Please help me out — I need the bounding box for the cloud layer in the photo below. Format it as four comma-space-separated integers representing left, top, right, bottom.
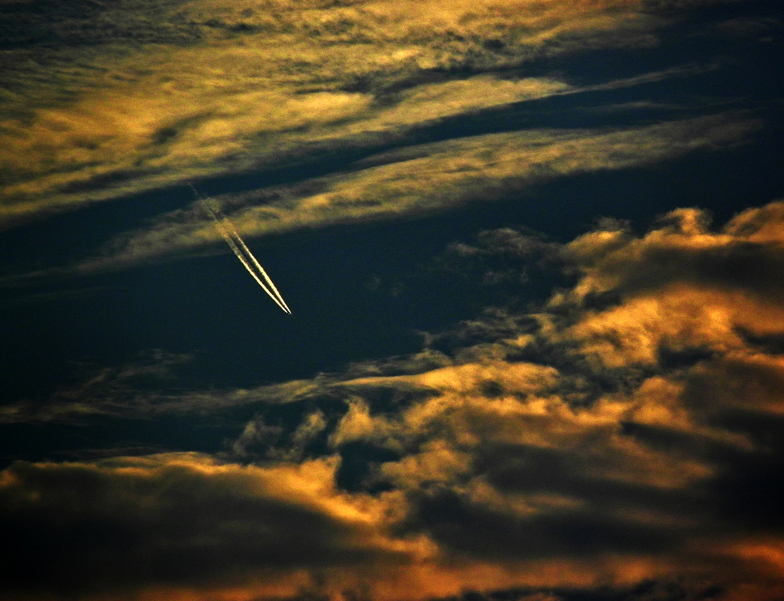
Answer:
4, 200, 784, 600
0, 0, 735, 228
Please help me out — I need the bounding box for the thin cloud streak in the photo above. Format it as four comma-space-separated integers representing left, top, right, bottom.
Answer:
0, 114, 755, 288
51, 113, 756, 278
0, 0, 739, 228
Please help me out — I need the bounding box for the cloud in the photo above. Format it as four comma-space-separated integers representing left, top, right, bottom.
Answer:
0, 453, 426, 600
0, 350, 202, 424
3, 1, 782, 598
5, 199, 784, 600
0, 452, 706, 601
0, 0, 737, 228
0, 347, 454, 424
713, 16, 782, 39
27, 112, 753, 278
556, 201, 784, 366
305, 198, 784, 596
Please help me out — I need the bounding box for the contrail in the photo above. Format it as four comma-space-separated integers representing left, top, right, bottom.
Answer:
211, 206, 292, 315
191, 185, 291, 314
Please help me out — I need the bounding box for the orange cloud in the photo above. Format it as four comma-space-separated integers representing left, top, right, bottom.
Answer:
556, 201, 784, 367
40, 113, 755, 278
0, 0, 733, 228
5, 199, 784, 601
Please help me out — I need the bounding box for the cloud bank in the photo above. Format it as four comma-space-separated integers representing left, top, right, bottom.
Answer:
3, 199, 784, 600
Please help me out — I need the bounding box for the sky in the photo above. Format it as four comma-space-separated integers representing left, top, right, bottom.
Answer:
1, 0, 783, 600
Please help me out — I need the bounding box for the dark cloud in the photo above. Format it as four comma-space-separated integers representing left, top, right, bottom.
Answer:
0, 454, 404, 598
713, 16, 782, 39
562, 202, 784, 304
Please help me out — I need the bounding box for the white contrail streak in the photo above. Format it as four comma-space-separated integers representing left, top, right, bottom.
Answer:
191, 185, 291, 314
214, 211, 292, 315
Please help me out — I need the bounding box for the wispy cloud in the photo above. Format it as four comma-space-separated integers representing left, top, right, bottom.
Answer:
0, 0, 731, 228
33, 113, 754, 277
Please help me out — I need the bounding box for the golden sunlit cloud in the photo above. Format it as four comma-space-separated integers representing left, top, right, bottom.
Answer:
39, 113, 754, 278
0, 0, 714, 228
4, 198, 784, 599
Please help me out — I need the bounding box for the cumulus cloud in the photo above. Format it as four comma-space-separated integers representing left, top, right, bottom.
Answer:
4, 199, 784, 600
557, 201, 784, 365
0, 453, 425, 600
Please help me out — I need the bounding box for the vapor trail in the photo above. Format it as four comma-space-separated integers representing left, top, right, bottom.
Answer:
214, 211, 292, 315
191, 185, 291, 314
